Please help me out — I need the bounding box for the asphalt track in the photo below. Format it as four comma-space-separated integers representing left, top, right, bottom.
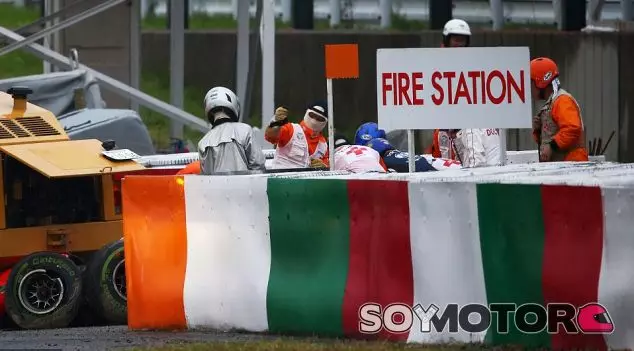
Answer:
0, 326, 271, 350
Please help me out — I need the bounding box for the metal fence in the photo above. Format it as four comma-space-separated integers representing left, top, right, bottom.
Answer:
4, 0, 631, 25
142, 0, 627, 25
141, 30, 634, 162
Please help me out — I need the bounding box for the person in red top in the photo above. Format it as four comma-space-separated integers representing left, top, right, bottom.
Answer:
264, 101, 329, 169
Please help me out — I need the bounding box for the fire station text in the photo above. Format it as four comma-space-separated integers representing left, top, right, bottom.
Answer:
381, 70, 526, 106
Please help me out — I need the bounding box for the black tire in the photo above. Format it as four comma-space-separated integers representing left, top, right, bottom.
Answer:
4, 252, 82, 329
84, 239, 127, 325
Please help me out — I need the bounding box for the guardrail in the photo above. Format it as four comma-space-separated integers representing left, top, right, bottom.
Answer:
143, 0, 627, 25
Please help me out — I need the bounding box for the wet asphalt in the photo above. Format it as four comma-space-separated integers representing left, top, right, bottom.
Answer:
0, 326, 272, 351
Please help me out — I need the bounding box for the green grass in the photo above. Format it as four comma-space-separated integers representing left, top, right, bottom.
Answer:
126, 339, 498, 351
0, 3, 41, 28
142, 13, 418, 31
143, 13, 333, 30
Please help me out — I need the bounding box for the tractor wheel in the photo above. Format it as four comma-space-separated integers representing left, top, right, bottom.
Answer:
84, 239, 127, 325
4, 252, 82, 329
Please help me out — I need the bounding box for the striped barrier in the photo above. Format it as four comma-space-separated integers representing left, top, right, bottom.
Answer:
122, 162, 634, 350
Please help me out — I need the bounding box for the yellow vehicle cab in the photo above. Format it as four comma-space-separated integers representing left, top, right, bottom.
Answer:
0, 86, 147, 330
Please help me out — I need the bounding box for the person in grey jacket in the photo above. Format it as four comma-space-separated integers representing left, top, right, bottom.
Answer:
198, 86, 266, 174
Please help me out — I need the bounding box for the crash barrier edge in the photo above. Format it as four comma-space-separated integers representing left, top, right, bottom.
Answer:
122, 164, 634, 349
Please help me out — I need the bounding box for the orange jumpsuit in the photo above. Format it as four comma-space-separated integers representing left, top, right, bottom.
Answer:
265, 120, 330, 167
426, 129, 457, 160
176, 161, 201, 175
533, 90, 588, 162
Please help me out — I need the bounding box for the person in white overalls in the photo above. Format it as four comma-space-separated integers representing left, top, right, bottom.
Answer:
440, 18, 502, 168
264, 101, 330, 169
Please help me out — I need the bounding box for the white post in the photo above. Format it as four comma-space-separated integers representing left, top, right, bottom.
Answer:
43, 0, 54, 73
130, 0, 141, 111
622, 0, 632, 21
261, 0, 275, 130
282, 0, 292, 23
327, 79, 335, 170
236, 0, 250, 120
170, 0, 185, 139
407, 129, 415, 172
490, 0, 504, 30
588, 0, 605, 25
52, 0, 61, 72
141, 0, 149, 18
232, 0, 239, 20
379, 0, 392, 28
330, 0, 341, 27
499, 129, 507, 166
553, 0, 562, 29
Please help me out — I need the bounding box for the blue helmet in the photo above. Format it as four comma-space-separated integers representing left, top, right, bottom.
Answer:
354, 122, 387, 146
367, 138, 394, 155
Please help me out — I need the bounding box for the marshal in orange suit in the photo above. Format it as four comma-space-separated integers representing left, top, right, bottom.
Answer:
530, 57, 588, 162
176, 161, 201, 175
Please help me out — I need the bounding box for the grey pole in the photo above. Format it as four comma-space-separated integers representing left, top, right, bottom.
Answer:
379, 0, 392, 28
43, 0, 53, 74
236, 0, 250, 121
490, 0, 504, 30
553, 0, 562, 29
232, 0, 238, 20
623, 0, 632, 21
282, 0, 291, 23
330, 0, 341, 27
169, 0, 185, 140
130, 0, 141, 112
52, 0, 61, 72
261, 0, 275, 130
587, 0, 604, 26
242, 0, 263, 126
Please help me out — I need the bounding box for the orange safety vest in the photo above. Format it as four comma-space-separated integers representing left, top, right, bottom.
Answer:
534, 89, 588, 162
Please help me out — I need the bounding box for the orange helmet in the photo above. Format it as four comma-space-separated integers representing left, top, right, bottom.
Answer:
530, 57, 559, 89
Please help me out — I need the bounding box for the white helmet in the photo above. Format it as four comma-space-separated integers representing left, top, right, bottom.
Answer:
203, 86, 240, 122
443, 19, 471, 37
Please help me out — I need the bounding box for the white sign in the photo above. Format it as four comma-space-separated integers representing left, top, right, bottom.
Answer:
376, 47, 532, 130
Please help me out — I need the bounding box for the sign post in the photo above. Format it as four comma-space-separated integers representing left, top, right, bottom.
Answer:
407, 130, 416, 172
324, 44, 360, 170
376, 47, 533, 171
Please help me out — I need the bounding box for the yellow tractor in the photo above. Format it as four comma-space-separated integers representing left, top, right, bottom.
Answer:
0, 86, 147, 329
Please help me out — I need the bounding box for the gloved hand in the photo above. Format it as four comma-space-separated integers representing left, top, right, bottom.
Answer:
310, 158, 327, 168
274, 106, 288, 121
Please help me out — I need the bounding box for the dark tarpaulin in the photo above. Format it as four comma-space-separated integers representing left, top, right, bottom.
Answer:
0, 69, 105, 116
